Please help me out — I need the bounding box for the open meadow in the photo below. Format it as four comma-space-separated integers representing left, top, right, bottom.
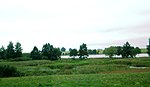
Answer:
0, 57, 150, 87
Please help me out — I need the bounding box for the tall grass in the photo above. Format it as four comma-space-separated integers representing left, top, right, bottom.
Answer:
0, 58, 150, 76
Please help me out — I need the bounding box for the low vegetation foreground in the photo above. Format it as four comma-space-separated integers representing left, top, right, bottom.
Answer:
0, 57, 150, 87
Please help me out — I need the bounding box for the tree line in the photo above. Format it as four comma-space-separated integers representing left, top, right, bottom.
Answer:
147, 38, 150, 57
31, 43, 61, 60
103, 42, 141, 58
103, 39, 150, 58
31, 43, 89, 60
0, 42, 22, 59
0, 42, 89, 60
0, 39, 150, 60
69, 43, 88, 59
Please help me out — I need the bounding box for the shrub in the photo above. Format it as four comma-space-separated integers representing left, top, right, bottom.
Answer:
42, 56, 48, 60
0, 65, 23, 77
9, 57, 32, 61
132, 61, 150, 67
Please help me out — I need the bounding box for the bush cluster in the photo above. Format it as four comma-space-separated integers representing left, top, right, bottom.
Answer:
0, 65, 23, 77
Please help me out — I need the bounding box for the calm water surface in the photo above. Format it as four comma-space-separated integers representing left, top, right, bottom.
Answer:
61, 53, 149, 58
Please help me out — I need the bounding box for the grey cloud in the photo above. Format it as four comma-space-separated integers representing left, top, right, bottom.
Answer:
140, 10, 150, 16
112, 36, 149, 48
100, 27, 125, 33
102, 21, 150, 34
88, 36, 149, 49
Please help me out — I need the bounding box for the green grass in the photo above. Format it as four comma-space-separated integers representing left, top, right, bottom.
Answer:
0, 58, 150, 75
0, 57, 150, 86
0, 72, 150, 87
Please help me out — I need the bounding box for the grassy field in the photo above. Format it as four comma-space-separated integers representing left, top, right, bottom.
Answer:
0, 72, 150, 87
0, 57, 150, 87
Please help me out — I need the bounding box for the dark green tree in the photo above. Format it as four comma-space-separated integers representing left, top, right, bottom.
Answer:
42, 43, 51, 58
122, 42, 134, 58
88, 49, 97, 54
30, 46, 41, 60
69, 49, 78, 59
147, 45, 150, 56
147, 38, 150, 56
69, 48, 72, 52
61, 47, 66, 52
6, 41, 15, 58
103, 46, 117, 58
0, 46, 6, 59
132, 47, 141, 57
116, 46, 123, 56
42, 43, 61, 60
56, 48, 62, 59
88, 49, 92, 54
15, 42, 23, 58
78, 43, 88, 59
93, 49, 97, 54
47, 45, 54, 60
51, 48, 61, 60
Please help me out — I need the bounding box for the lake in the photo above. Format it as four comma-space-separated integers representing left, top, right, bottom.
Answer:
61, 53, 149, 58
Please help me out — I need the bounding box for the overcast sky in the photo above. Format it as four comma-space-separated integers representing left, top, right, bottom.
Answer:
0, 0, 150, 52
